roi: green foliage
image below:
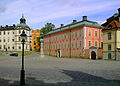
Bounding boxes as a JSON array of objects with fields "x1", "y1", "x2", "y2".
[
  {"x1": 36, "y1": 37, "x2": 40, "y2": 44},
  {"x1": 41, "y1": 23, "x2": 55, "y2": 34}
]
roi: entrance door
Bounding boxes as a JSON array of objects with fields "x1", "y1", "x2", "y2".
[
  {"x1": 91, "y1": 51, "x2": 96, "y2": 60},
  {"x1": 58, "y1": 51, "x2": 60, "y2": 57},
  {"x1": 57, "y1": 50, "x2": 61, "y2": 57}
]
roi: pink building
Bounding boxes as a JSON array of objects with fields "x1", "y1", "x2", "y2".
[{"x1": 43, "y1": 16, "x2": 103, "y2": 59}]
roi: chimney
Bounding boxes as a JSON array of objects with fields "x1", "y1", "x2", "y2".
[
  {"x1": 13, "y1": 24, "x2": 16, "y2": 27},
  {"x1": 6, "y1": 25, "x2": 8, "y2": 27},
  {"x1": 118, "y1": 8, "x2": 120, "y2": 16},
  {"x1": 83, "y1": 16, "x2": 87, "y2": 21},
  {"x1": 60, "y1": 24, "x2": 64, "y2": 27},
  {"x1": 73, "y1": 20, "x2": 77, "y2": 23}
]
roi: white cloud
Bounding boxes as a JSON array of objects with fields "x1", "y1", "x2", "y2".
[{"x1": 0, "y1": 0, "x2": 120, "y2": 28}]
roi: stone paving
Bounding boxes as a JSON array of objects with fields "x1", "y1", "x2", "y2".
[{"x1": 0, "y1": 52, "x2": 120, "y2": 86}]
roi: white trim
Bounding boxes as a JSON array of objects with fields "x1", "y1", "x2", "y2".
[{"x1": 83, "y1": 26, "x2": 86, "y2": 49}]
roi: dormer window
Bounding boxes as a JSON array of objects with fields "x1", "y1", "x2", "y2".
[{"x1": 108, "y1": 24, "x2": 112, "y2": 29}]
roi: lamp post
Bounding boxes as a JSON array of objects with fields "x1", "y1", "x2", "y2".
[{"x1": 20, "y1": 30, "x2": 27, "y2": 85}]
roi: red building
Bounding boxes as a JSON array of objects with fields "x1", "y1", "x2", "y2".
[{"x1": 43, "y1": 16, "x2": 103, "y2": 59}]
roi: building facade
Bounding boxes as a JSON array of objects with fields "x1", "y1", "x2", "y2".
[
  {"x1": 102, "y1": 8, "x2": 120, "y2": 60},
  {"x1": 44, "y1": 16, "x2": 103, "y2": 59},
  {"x1": 32, "y1": 29, "x2": 40, "y2": 51},
  {"x1": 0, "y1": 15, "x2": 31, "y2": 51}
]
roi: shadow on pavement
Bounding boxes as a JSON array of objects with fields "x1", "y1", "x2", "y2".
[{"x1": 0, "y1": 70, "x2": 120, "y2": 86}]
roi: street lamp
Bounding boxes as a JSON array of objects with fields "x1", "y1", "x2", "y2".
[{"x1": 20, "y1": 30, "x2": 27, "y2": 85}]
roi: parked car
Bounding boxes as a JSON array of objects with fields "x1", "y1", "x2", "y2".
[{"x1": 10, "y1": 53, "x2": 18, "y2": 56}]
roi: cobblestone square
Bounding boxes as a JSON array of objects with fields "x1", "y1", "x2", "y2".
[{"x1": 0, "y1": 52, "x2": 120, "y2": 86}]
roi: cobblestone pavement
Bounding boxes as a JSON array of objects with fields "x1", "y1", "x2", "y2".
[{"x1": 0, "y1": 52, "x2": 120, "y2": 86}]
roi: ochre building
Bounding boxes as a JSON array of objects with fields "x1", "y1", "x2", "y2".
[
  {"x1": 32, "y1": 29, "x2": 40, "y2": 51},
  {"x1": 102, "y1": 8, "x2": 120, "y2": 60},
  {"x1": 44, "y1": 16, "x2": 103, "y2": 59}
]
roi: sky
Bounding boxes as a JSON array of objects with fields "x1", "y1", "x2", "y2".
[{"x1": 0, "y1": 0, "x2": 120, "y2": 30}]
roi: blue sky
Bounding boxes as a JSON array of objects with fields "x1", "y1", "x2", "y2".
[{"x1": 0, "y1": 0, "x2": 120, "y2": 30}]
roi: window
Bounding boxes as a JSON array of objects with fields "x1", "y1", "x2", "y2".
[
  {"x1": 108, "y1": 44, "x2": 111, "y2": 50},
  {"x1": 19, "y1": 46, "x2": 21, "y2": 49},
  {"x1": 89, "y1": 41, "x2": 91, "y2": 47},
  {"x1": 108, "y1": 53, "x2": 111, "y2": 59},
  {"x1": 34, "y1": 41, "x2": 36, "y2": 45},
  {"x1": 4, "y1": 45, "x2": 5, "y2": 49},
  {"x1": 0, "y1": 45, "x2": 1, "y2": 49},
  {"x1": 75, "y1": 32, "x2": 77, "y2": 37},
  {"x1": 88, "y1": 29, "x2": 91, "y2": 36},
  {"x1": 8, "y1": 47, "x2": 10, "y2": 49},
  {"x1": 13, "y1": 31, "x2": 14, "y2": 34},
  {"x1": 12, "y1": 46, "x2": 14, "y2": 49},
  {"x1": 0, "y1": 32, "x2": 1, "y2": 35},
  {"x1": 19, "y1": 30, "x2": 21, "y2": 34},
  {"x1": 8, "y1": 37, "x2": 9, "y2": 42},
  {"x1": 19, "y1": 37, "x2": 21, "y2": 41},
  {"x1": 79, "y1": 30, "x2": 81, "y2": 37},
  {"x1": 80, "y1": 41, "x2": 82, "y2": 47},
  {"x1": 0, "y1": 37, "x2": 1, "y2": 42},
  {"x1": 8, "y1": 32, "x2": 9, "y2": 35},
  {"x1": 71, "y1": 42, "x2": 74, "y2": 48},
  {"x1": 12, "y1": 39, "x2": 14, "y2": 42},
  {"x1": 108, "y1": 32, "x2": 111, "y2": 40},
  {"x1": 4, "y1": 31, "x2": 5, "y2": 35},
  {"x1": 34, "y1": 34, "x2": 36, "y2": 39},
  {"x1": 26, "y1": 37, "x2": 27, "y2": 42},
  {"x1": 76, "y1": 42, "x2": 77, "y2": 48},
  {"x1": 4, "y1": 39, "x2": 5, "y2": 42},
  {"x1": 95, "y1": 31, "x2": 98, "y2": 37},
  {"x1": 26, "y1": 45, "x2": 27, "y2": 49},
  {"x1": 95, "y1": 41, "x2": 97, "y2": 47}
]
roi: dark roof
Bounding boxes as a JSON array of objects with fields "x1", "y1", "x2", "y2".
[
  {"x1": 102, "y1": 27, "x2": 120, "y2": 31},
  {"x1": 45, "y1": 19, "x2": 103, "y2": 36},
  {"x1": 102, "y1": 13, "x2": 119, "y2": 26},
  {"x1": 0, "y1": 25, "x2": 16, "y2": 31},
  {"x1": 17, "y1": 15, "x2": 31, "y2": 30}
]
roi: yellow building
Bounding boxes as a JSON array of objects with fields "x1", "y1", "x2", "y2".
[
  {"x1": 32, "y1": 29, "x2": 40, "y2": 51},
  {"x1": 102, "y1": 8, "x2": 120, "y2": 60}
]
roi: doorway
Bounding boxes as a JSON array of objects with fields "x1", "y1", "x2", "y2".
[
  {"x1": 57, "y1": 49, "x2": 61, "y2": 57},
  {"x1": 91, "y1": 51, "x2": 96, "y2": 60}
]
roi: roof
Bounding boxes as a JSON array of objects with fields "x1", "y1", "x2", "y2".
[
  {"x1": 45, "y1": 19, "x2": 103, "y2": 36},
  {"x1": 0, "y1": 25, "x2": 16, "y2": 31},
  {"x1": 102, "y1": 27, "x2": 120, "y2": 32},
  {"x1": 17, "y1": 15, "x2": 31, "y2": 30},
  {"x1": 17, "y1": 23, "x2": 30, "y2": 28},
  {"x1": 102, "y1": 13, "x2": 120, "y2": 26}
]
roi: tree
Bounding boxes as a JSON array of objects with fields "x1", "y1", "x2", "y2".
[{"x1": 41, "y1": 23, "x2": 55, "y2": 34}]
